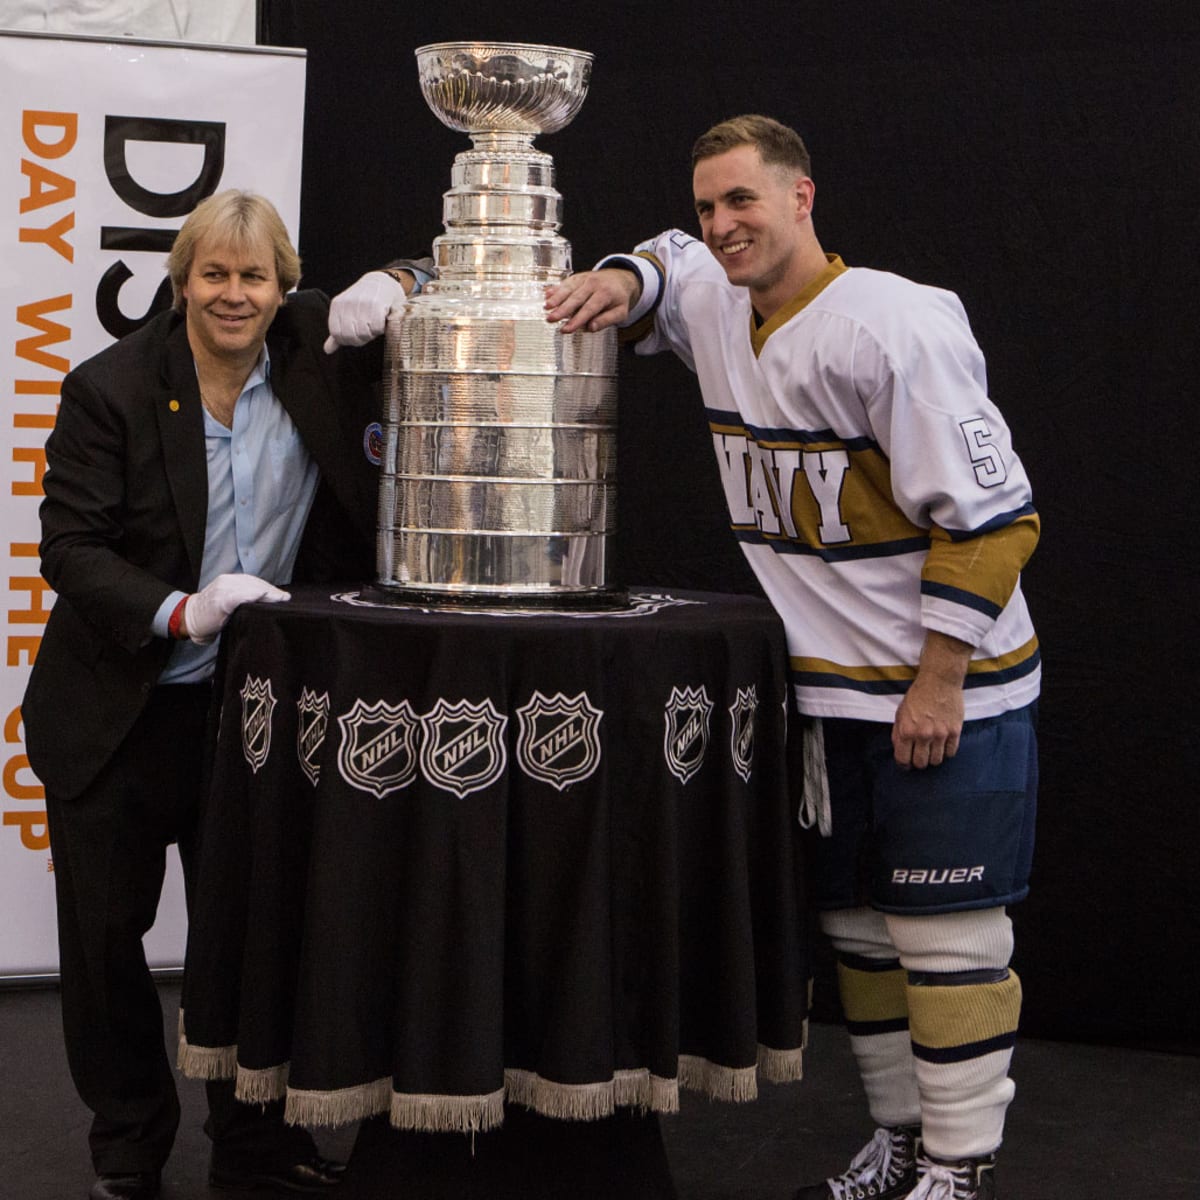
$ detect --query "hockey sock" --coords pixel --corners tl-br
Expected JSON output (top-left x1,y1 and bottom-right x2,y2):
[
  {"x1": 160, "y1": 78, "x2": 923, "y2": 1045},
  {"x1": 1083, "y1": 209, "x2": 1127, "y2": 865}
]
[{"x1": 822, "y1": 907, "x2": 920, "y2": 1127}]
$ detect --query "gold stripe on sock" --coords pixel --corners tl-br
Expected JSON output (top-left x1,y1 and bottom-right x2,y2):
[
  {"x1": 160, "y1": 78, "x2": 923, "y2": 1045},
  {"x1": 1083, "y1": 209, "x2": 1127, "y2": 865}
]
[{"x1": 907, "y1": 969, "x2": 1022, "y2": 1051}]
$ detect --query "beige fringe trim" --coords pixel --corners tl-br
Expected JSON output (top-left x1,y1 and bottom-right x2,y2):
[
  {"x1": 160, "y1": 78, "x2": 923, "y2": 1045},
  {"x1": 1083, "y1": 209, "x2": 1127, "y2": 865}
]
[
  {"x1": 175, "y1": 1009, "x2": 238, "y2": 1079},
  {"x1": 235, "y1": 1062, "x2": 290, "y2": 1105},
  {"x1": 678, "y1": 1055, "x2": 759, "y2": 1103},
  {"x1": 285, "y1": 1077, "x2": 393, "y2": 1128},
  {"x1": 757, "y1": 1041, "x2": 806, "y2": 1084},
  {"x1": 504, "y1": 1068, "x2": 680, "y2": 1122},
  {"x1": 175, "y1": 998, "x2": 806, "y2": 1131},
  {"x1": 391, "y1": 1087, "x2": 507, "y2": 1134}
]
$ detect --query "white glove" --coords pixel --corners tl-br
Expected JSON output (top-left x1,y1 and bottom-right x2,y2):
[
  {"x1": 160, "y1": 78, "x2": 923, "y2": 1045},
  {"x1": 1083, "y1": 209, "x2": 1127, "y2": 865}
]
[
  {"x1": 323, "y1": 271, "x2": 408, "y2": 353},
  {"x1": 183, "y1": 574, "x2": 290, "y2": 645}
]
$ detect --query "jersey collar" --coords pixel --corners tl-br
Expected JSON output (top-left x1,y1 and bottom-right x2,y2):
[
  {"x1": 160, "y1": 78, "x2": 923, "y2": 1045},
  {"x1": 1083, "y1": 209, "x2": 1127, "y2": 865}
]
[{"x1": 750, "y1": 253, "x2": 847, "y2": 357}]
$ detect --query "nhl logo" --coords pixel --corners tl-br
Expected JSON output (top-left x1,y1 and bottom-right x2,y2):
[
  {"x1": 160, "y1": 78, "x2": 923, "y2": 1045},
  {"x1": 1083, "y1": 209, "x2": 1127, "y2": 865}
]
[
  {"x1": 728, "y1": 686, "x2": 758, "y2": 783},
  {"x1": 420, "y1": 697, "x2": 508, "y2": 798},
  {"x1": 336, "y1": 698, "x2": 419, "y2": 798},
  {"x1": 240, "y1": 675, "x2": 276, "y2": 775},
  {"x1": 516, "y1": 690, "x2": 603, "y2": 791},
  {"x1": 296, "y1": 688, "x2": 330, "y2": 786},
  {"x1": 663, "y1": 685, "x2": 713, "y2": 785}
]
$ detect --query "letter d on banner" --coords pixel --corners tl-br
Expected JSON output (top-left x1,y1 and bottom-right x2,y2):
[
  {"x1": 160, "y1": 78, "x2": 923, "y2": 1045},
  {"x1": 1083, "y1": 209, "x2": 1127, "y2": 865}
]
[{"x1": 98, "y1": 116, "x2": 228, "y2": 338}]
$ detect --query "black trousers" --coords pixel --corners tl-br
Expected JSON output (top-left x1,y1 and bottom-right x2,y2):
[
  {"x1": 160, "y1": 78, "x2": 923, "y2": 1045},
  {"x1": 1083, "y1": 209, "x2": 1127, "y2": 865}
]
[{"x1": 45, "y1": 684, "x2": 312, "y2": 1175}]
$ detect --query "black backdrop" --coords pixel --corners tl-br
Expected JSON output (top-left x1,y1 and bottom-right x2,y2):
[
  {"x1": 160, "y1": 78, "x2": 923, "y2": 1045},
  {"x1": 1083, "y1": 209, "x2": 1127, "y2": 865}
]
[{"x1": 259, "y1": 1, "x2": 1200, "y2": 1052}]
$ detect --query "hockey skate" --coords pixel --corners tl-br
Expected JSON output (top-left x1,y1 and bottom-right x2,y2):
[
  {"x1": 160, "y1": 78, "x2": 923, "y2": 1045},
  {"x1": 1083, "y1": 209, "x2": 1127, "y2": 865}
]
[
  {"x1": 901, "y1": 1152, "x2": 996, "y2": 1199},
  {"x1": 794, "y1": 1124, "x2": 921, "y2": 1199}
]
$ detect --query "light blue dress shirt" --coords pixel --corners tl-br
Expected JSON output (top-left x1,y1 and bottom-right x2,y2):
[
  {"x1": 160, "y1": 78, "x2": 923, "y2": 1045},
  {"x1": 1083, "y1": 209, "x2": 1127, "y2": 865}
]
[{"x1": 152, "y1": 348, "x2": 319, "y2": 683}]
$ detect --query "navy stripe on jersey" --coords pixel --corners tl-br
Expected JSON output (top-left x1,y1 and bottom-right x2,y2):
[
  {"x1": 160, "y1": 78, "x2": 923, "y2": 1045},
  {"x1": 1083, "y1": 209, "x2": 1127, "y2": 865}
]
[
  {"x1": 938, "y1": 502, "x2": 1039, "y2": 540},
  {"x1": 962, "y1": 648, "x2": 1041, "y2": 689},
  {"x1": 630, "y1": 252, "x2": 666, "y2": 319},
  {"x1": 791, "y1": 646, "x2": 1041, "y2": 696},
  {"x1": 734, "y1": 527, "x2": 931, "y2": 562},
  {"x1": 922, "y1": 580, "x2": 1003, "y2": 619},
  {"x1": 706, "y1": 406, "x2": 880, "y2": 452},
  {"x1": 792, "y1": 669, "x2": 912, "y2": 696}
]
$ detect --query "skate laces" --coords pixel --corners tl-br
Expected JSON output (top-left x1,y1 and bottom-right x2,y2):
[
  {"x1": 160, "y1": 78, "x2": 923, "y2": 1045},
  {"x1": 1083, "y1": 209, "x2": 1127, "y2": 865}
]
[
  {"x1": 826, "y1": 1127, "x2": 913, "y2": 1199},
  {"x1": 906, "y1": 1157, "x2": 978, "y2": 1200}
]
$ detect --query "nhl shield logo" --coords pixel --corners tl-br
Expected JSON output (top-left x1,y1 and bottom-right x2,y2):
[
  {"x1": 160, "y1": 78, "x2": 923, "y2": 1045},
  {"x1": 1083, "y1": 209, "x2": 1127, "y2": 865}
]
[
  {"x1": 516, "y1": 690, "x2": 603, "y2": 791},
  {"x1": 663, "y1": 685, "x2": 713, "y2": 785},
  {"x1": 728, "y1": 686, "x2": 758, "y2": 783},
  {"x1": 297, "y1": 688, "x2": 330, "y2": 786},
  {"x1": 420, "y1": 698, "x2": 508, "y2": 798},
  {"x1": 240, "y1": 675, "x2": 276, "y2": 775},
  {"x1": 336, "y1": 698, "x2": 419, "y2": 798}
]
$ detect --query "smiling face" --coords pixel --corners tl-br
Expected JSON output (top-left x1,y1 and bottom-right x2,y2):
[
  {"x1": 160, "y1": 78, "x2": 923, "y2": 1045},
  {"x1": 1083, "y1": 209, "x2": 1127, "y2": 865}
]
[
  {"x1": 182, "y1": 230, "x2": 284, "y2": 369},
  {"x1": 692, "y1": 143, "x2": 818, "y2": 318}
]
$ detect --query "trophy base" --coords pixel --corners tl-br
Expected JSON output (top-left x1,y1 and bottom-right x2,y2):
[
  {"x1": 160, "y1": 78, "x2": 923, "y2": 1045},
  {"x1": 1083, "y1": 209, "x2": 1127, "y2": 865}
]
[{"x1": 361, "y1": 582, "x2": 630, "y2": 612}]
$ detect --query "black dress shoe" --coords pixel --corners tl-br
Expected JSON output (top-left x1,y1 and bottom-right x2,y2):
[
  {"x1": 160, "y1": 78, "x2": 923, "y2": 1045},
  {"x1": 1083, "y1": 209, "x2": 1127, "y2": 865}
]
[
  {"x1": 209, "y1": 1153, "x2": 346, "y2": 1192},
  {"x1": 89, "y1": 1172, "x2": 161, "y2": 1200}
]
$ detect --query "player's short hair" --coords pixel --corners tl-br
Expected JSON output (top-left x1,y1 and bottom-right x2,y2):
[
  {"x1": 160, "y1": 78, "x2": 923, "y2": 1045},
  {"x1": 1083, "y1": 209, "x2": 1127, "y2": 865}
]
[
  {"x1": 691, "y1": 115, "x2": 812, "y2": 177},
  {"x1": 167, "y1": 189, "x2": 301, "y2": 311}
]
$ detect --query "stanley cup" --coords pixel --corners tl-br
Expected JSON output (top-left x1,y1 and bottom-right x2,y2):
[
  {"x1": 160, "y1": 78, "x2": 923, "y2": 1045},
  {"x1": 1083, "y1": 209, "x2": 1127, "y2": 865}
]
[{"x1": 373, "y1": 42, "x2": 623, "y2": 607}]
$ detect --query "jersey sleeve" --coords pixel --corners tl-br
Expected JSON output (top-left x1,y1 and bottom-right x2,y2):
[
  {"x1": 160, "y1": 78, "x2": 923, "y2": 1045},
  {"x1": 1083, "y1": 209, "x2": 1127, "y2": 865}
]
[
  {"x1": 853, "y1": 288, "x2": 1040, "y2": 647},
  {"x1": 597, "y1": 230, "x2": 726, "y2": 371}
]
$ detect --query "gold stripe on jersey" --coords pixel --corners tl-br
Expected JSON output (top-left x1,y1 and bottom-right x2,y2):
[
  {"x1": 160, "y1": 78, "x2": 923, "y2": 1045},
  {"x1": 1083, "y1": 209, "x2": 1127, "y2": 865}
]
[
  {"x1": 791, "y1": 636, "x2": 1041, "y2": 687},
  {"x1": 965, "y1": 635, "x2": 1041, "y2": 680},
  {"x1": 906, "y1": 971, "x2": 1022, "y2": 1057},
  {"x1": 837, "y1": 960, "x2": 909, "y2": 1026},
  {"x1": 710, "y1": 427, "x2": 930, "y2": 553},
  {"x1": 751, "y1": 254, "x2": 848, "y2": 357},
  {"x1": 923, "y1": 514, "x2": 1041, "y2": 612},
  {"x1": 792, "y1": 656, "x2": 919, "y2": 684}
]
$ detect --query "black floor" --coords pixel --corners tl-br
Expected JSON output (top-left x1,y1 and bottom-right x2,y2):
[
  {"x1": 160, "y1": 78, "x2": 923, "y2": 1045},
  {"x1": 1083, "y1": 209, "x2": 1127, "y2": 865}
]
[{"x1": 2, "y1": 981, "x2": 1196, "y2": 1199}]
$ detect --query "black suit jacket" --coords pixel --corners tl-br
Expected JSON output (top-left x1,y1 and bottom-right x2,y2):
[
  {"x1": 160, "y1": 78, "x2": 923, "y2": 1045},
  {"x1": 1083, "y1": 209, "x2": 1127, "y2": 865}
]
[{"x1": 23, "y1": 291, "x2": 380, "y2": 800}]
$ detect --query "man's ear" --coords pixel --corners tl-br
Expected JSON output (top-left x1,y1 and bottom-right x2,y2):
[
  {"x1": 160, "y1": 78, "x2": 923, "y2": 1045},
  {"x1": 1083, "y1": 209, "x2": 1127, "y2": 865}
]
[{"x1": 795, "y1": 176, "x2": 815, "y2": 216}]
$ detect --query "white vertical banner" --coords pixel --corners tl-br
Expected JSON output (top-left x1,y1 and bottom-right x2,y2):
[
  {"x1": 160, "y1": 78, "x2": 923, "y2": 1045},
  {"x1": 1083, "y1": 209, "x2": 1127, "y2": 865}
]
[{"x1": 0, "y1": 31, "x2": 307, "y2": 976}]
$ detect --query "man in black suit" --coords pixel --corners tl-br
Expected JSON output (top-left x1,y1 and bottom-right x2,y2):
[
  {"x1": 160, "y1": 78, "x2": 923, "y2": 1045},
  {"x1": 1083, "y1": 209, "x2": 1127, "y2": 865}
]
[{"x1": 21, "y1": 190, "x2": 427, "y2": 1200}]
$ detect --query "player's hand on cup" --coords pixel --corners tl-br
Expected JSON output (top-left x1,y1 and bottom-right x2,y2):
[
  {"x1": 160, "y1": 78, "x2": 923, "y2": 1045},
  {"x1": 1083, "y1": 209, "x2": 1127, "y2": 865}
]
[
  {"x1": 183, "y1": 574, "x2": 291, "y2": 645},
  {"x1": 544, "y1": 268, "x2": 641, "y2": 334},
  {"x1": 323, "y1": 271, "x2": 409, "y2": 353}
]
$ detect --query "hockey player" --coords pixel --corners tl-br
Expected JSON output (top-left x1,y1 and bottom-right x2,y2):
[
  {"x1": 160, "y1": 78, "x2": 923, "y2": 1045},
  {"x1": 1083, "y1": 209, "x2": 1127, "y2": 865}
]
[{"x1": 544, "y1": 115, "x2": 1040, "y2": 1200}]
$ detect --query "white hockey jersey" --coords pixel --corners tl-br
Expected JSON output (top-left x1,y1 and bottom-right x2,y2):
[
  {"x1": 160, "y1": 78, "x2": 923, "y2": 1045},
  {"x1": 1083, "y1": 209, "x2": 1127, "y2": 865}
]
[{"x1": 603, "y1": 232, "x2": 1041, "y2": 721}]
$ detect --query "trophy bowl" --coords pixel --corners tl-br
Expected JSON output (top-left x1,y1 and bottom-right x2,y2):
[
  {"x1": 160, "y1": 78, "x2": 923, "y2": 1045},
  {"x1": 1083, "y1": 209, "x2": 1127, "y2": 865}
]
[{"x1": 415, "y1": 41, "x2": 594, "y2": 136}]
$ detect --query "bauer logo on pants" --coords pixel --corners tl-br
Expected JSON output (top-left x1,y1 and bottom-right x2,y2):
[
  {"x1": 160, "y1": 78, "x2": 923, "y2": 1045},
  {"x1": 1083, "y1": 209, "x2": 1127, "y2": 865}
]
[
  {"x1": 337, "y1": 698, "x2": 420, "y2": 798},
  {"x1": 420, "y1": 698, "x2": 508, "y2": 798},
  {"x1": 663, "y1": 685, "x2": 712, "y2": 784},
  {"x1": 240, "y1": 675, "x2": 276, "y2": 774},
  {"x1": 516, "y1": 690, "x2": 603, "y2": 791}
]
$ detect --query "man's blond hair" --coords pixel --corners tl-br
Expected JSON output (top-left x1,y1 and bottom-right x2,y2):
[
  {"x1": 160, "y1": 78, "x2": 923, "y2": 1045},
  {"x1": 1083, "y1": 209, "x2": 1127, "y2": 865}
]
[
  {"x1": 167, "y1": 190, "x2": 300, "y2": 311},
  {"x1": 691, "y1": 114, "x2": 812, "y2": 177}
]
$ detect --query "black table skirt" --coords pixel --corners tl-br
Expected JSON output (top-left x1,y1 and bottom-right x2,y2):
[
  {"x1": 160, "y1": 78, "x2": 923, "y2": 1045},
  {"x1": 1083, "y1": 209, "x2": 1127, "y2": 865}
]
[{"x1": 178, "y1": 586, "x2": 811, "y2": 1132}]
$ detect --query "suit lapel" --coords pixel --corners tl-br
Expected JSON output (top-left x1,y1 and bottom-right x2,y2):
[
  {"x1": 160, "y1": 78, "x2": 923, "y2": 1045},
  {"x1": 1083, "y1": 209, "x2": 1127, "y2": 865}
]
[
  {"x1": 155, "y1": 319, "x2": 208, "y2": 587},
  {"x1": 268, "y1": 315, "x2": 358, "y2": 510}
]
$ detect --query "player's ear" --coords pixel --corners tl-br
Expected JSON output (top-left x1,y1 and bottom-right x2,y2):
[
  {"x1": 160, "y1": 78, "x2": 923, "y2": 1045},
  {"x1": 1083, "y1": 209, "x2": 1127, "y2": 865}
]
[{"x1": 794, "y1": 176, "x2": 815, "y2": 221}]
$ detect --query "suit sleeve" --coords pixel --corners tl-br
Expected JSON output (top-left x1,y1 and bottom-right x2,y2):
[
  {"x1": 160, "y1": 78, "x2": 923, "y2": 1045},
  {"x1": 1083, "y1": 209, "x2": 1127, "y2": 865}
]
[{"x1": 39, "y1": 369, "x2": 180, "y2": 654}]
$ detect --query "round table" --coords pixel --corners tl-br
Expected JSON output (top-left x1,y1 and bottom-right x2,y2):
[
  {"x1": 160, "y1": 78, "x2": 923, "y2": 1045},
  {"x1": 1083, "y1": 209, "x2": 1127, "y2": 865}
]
[{"x1": 179, "y1": 584, "x2": 811, "y2": 1140}]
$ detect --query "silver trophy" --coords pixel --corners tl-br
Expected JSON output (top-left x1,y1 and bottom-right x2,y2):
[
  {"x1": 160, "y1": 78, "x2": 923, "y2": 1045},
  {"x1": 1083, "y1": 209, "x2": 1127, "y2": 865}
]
[{"x1": 372, "y1": 41, "x2": 624, "y2": 607}]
